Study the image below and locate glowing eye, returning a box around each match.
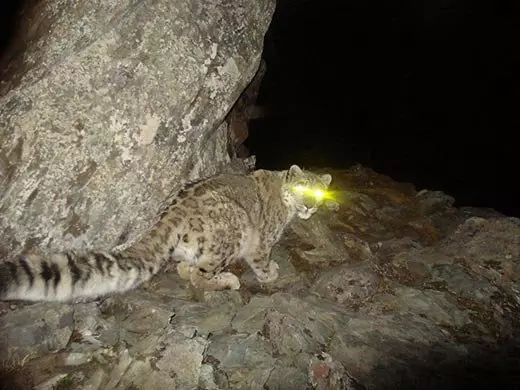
[292,185,328,200]
[292,185,308,194]
[312,189,325,200]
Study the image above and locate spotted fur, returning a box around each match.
[0,165,332,302]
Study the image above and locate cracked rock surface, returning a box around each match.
[1,165,519,389]
[0,0,274,257]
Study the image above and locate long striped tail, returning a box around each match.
[0,249,162,302]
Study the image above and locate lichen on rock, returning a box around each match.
[0,0,275,256]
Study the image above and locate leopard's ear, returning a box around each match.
[289,165,303,174]
[320,173,332,186]
[288,165,304,179]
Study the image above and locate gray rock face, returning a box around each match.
[0,303,73,362]
[0,0,275,256]
[2,166,520,389]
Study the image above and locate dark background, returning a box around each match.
[246,0,520,216]
[1,1,519,216]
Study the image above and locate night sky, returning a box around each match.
[247,0,520,217]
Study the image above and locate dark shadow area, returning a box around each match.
[0,368,34,390]
[247,0,520,217]
[0,2,28,61]
[0,0,39,89]
[365,338,520,390]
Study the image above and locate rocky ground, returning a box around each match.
[1,165,519,390]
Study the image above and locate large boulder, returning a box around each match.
[0,0,275,257]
